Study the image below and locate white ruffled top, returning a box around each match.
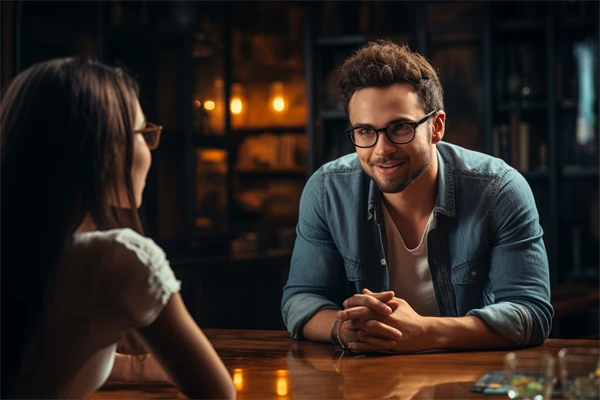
[16,228,181,399]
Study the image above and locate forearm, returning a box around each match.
[109,353,130,381]
[109,353,172,384]
[301,309,338,343]
[425,315,515,351]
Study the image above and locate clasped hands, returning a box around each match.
[336,288,430,353]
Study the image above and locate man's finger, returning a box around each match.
[357,319,402,340]
[346,320,401,341]
[355,333,398,350]
[362,288,395,303]
[343,294,392,315]
[337,306,376,320]
[347,337,395,353]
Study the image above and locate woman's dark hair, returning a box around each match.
[337,39,445,114]
[1,57,145,397]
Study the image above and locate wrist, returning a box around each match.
[422,317,445,349]
[330,318,348,349]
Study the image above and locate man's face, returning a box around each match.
[348,83,435,194]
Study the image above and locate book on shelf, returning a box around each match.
[509,112,520,171]
[518,122,530,172]
[497,124,511,166]
[492,122,530,172]
[236,132,308,170]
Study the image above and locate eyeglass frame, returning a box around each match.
[133,121,163,150]
[344,109,438,148]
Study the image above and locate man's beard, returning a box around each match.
[367,154,431,194]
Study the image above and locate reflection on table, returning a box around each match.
[88,329,599,399]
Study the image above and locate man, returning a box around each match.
[281,39,553,353]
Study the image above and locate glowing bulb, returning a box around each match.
[204,100,215,111]
[273,97,285,112]
[193,99,201,108]
[231,98,243,114]
[233,368,243,391]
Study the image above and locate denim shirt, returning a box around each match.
[282,141,553,347]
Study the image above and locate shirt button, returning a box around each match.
[471,270,477,277]
[381,259,387,265]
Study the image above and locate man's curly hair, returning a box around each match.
[337,39,444,115]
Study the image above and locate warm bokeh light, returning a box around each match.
[199,149,227,163]
[273,96,285,112]
[233,368,243,392]
[231,98,243,114]
[193,99,201,108]
[276,370,288,396]
[204,100,215,111]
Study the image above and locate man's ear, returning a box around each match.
[431,111,446,144]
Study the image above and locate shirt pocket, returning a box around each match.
[344,259,368,281]
[451,256,489,284]
[450,255,490,315]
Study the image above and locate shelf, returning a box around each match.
[235,167,306,176]
[496,102,547,112]
[193,135,232,148]
[558,102,577,111]
[158,129,232,149]
[233,126,306,136]
[523,170,549,180]
[319,110,347,121]
[562,167,600,178]
[316,35,368,47]
[496,19,546,33]
[551,281,600,318]
[170,248,293,269]
[107,25,160,39]
[565,268,600,284]
[429,36,481,48]
[316,33,415,48]
[558,18,597,31]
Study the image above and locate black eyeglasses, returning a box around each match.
[134,122,163,150]
[345,109,437,148]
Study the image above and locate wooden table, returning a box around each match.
[89,329,599,399]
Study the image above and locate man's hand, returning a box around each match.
[337,289,431,353]
[336,289,401,349]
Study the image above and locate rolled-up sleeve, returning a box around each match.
[281,171,346,338]
[469,170,553,346]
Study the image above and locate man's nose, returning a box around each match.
[373,131,396,157]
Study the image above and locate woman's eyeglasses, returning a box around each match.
[134,122,163,150]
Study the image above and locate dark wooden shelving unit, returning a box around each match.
[562,168,600,178]
[488,1,599,338]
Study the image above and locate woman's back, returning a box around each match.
[12,228,180,398]
[2,57,236,399]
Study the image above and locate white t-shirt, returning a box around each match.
[15,228,181,398]
[382,202,440,317]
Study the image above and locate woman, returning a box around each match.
[0,58,236,399]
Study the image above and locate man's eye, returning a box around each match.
[391,123,410,133]
[357,128,372,135]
